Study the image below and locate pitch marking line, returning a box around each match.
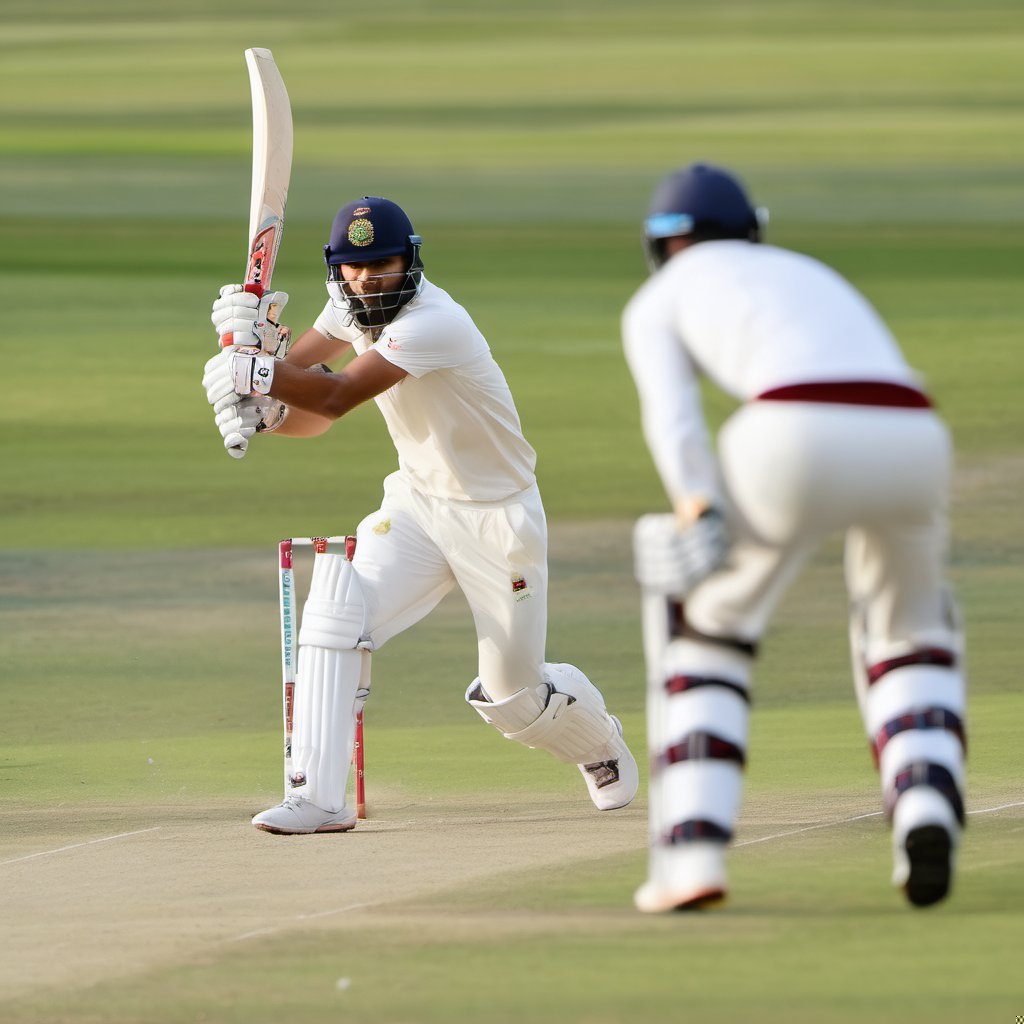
[0,827,161,866]
[229,902,377,944]
[735,799,1023,849]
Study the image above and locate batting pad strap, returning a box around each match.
[665,674,751,704]
[661,731,746,769]
[664,819,733,845]
[886,762,965,826]
[674,610,758,658]
[874,708,967,760]
[867,647,956,685]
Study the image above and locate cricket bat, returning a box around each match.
[221,48,293,458]
[241,47,293,305]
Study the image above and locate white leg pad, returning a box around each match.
[640,625,753,911]
[467,668,614,765]
[466,663,638,810]
[290,645,366,813]
[866,665,965,738]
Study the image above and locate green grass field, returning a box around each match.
[2,2,1022,1022]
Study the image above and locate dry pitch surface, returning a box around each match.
[1,792,643,1000]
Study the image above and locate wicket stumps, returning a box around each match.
[278,536,366,819]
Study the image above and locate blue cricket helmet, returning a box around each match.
[324,196,422,266]
[644,163,766,270]
[324,196,424,329]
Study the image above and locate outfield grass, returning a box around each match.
[1,1,1022,1021]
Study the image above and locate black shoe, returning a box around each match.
[903,825,952,907]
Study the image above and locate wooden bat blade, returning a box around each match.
[243,47,293,298]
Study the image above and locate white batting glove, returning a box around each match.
[633,509,730,597]
[215,405,259,459]
[213,397,288,459]
[202,348,276,420]
[203,349,241,413]
[211,284,291,353]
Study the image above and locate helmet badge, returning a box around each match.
[348,218,374,247]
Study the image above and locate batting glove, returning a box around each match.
[214,397,288,459]
[211,283,290,353]
[633,508,730,597]
[202,348,276,420]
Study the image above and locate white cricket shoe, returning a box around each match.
[252,796,357,835]
[891,786,959,907]
[579,715,639,811]
[634,841,728,912]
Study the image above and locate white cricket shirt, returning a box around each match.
[314,277,536,502]
[622,240,924,505]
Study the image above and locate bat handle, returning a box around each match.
[218,280,264,348]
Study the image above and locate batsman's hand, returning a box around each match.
[633,508,730,598]
[214,397,288,459]
[202,348,277,413]
[211,283,291,354]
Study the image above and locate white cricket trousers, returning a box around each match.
[689,398,955,659]
[352,471,550,699]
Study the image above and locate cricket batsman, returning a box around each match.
[623,163,967,911]
[202,196,638,834]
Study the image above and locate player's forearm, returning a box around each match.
[270,404,333,437]
[217,345,406,423]
[268,361,366,420]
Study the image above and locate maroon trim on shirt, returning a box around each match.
[756,381,932,408]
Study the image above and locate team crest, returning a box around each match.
[348,218,374,246]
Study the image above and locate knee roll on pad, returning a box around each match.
[298,552,369,651]
[466,662,617,765]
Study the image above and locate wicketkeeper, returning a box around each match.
[624,163,966,911]
[202,196,638,834]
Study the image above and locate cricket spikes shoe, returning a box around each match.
[634,842,729,913]
[252,796,357,835]
[891,786,959,907]
[578,715,640,811]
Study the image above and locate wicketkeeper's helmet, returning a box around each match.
[643,163,766,270]
[324,196,424,329]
